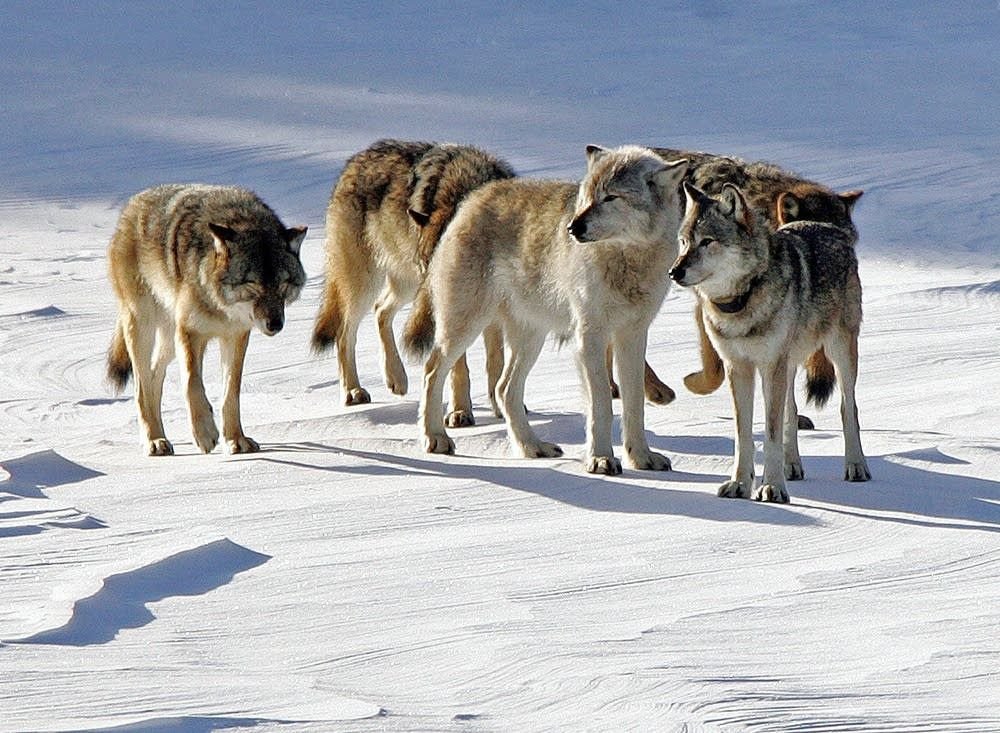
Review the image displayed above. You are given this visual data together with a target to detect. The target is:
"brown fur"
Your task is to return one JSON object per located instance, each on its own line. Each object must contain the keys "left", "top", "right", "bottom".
{"left": 311, "top": 139, "right": 514, "bottom": 419}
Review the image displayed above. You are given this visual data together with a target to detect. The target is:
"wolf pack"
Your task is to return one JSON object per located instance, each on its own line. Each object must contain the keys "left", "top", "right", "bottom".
{"left": 105, "top": 139, "right": 870, "bottom": 504}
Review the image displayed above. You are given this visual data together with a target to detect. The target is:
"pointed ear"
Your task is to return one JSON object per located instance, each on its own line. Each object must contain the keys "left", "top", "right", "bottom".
{"left": 720, "top": 184, "right": 751, "bottom": 229}
{"left": 838, "top": 189, "right": 863, "bottom": 211}
{"left": 208, "top": 223, "right": 236, "bottom": 257}
{"left": 649, "top": 157, "right": 688, "bottom": 192}
{"left": 284, "top": 226, "right": 307, "bottom": 256}
{"left": 407, "top": 207, "right": 431, "bottom": 227}
{"left": 776, "top": 191, "right": 799, "bottom": 226}
{"left": 682, "top": 180, "right": 707, "bottom": 214}
{"left": 585, "top": 144, "right": 608, "bottom": 164}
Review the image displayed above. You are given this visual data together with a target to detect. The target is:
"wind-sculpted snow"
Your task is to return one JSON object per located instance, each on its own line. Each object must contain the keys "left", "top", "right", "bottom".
{"left": 1, "top": 2, "right": 998, "bottom": 731}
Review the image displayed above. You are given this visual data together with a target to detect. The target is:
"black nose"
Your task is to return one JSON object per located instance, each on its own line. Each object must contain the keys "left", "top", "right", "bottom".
{"left": 568, "top": 218, "right": 587, "bottom": 239}
{"left": 669, "top": 265, "right": 685, "bottom": 282}
{"left": 266, "top": 316, "right": 284, "bottom": 335}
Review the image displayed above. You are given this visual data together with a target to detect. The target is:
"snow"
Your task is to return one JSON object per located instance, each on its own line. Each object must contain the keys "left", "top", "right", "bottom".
{"left": 2, "top": 2, "right": 998, "bottom": 731}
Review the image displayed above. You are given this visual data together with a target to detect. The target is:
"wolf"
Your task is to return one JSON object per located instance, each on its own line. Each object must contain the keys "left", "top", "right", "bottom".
{"left": 670, "top": 182, "right": 870, "bottom": 502}
{"left": 106, "top": 184, "right": 307, "bottom": 456}
{"left": 645, "top": 147, "right": 863, "bottom": 406}
{"left": 311, "top": 139, "right": 514, "bottom": 425}
{"left": 405, "top": 145, "right": 687, "bottom": 475}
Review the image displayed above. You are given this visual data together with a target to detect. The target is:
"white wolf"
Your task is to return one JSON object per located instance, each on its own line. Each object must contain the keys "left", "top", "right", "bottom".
{"left": 404, "top": 146, "right": 687, "bottom": 475}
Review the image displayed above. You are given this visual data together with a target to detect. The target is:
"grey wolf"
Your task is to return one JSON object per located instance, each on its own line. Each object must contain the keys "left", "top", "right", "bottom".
{"left": 106, "top": 184, "right": 307, "bottom": 455}
{"left": 648, "top": 147, "right": 863, "bottom": 405}
{"left": 405, "top": 145, "right": 687, "bottom": 475}
{"left": 670, "top": 182, "right": 870, "bottom": 502}
{"left": 311, "top": 139, "right": 514, "bottom": 425}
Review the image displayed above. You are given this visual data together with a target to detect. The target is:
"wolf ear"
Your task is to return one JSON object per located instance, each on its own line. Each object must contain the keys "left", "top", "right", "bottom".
{"left": 284, "top": 226, "right": 307, "bottom": 256}
{"left": 208, "top": 223, "right": 236, "bottom": 256}
{"left": 585, "top": 144, "right": 609, "bottom": 164}
{"left": 649, "top": 158, "right": 688, "bottom": 192}
{"left": 720, "top": 184, "right": 751, "bottom": 230}
{"left": 776, "top": 191, "right": 799, "bottom": 226}
{"left": 682, "top": 180, "right": 710, "bottom": 214}
{"left": 838, "top": 189, "right": 864, "bottom": 211}
{"left": 407, "top": 207, "right": 431, "bottom": 227}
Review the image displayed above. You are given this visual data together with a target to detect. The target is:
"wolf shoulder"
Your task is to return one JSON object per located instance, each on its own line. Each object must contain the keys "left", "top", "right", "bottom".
{"left": 775, "top": 220, "right": 860, "bottom": 283}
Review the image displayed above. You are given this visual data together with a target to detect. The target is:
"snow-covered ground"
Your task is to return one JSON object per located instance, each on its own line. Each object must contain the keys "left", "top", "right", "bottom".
{"left": 2, "top": 3, "right": 998, "bottom": 731}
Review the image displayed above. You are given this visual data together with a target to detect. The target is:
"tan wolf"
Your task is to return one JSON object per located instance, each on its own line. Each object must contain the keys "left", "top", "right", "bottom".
{"left": 644, "top": 148, "right": 863, "bottom": 407}
{"left": 106, "top": 184, "right": 307, "bottom": 456}
{"left": 670, "top": 182, "right": 870, "bottom": 503}
{"left": 405, "top": 146, "right": 687, "bottom": 475}
{"left": 311, "top": 139, "right": 514, "bottom": 425}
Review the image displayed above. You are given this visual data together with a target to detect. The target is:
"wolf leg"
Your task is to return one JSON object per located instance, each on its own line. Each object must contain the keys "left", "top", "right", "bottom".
{"left": 718, "top": 359, "right": 755, "bottom": 498}
{"left": 577, "top": 329, "right": 620, "bottom": 475}
{"left": 784, "top": 364, "right": 804, "bottom": 480}
{"left": 615, "top": 328, "right": 670, "bottom": 470}
{"left": 219, "top": 329, "right": 258, "bottom": 454}
{"left": 374, "top": 280, "right": 411, "bottom": 396}
{"left": 684, "top": 303, "right": 726, "bottom": 395}
{"left": 497, "top": 322, "right": 560, "bottom": 459}
{"left": 123, "top": 306, "right": 173, "bottom": 456}
{"left": 827, "top": 330, "right": 871, "bottom": 482}
{"left": 445, "top": 354, "right": 475, "bottom": 428}
{"left": 483, "top": 323, "right": 505, "bottom": 418}
{"left": 754, "top": 359, "right": 791, "bottom": 503}
{"left": 177, "top": 326, "right": 218, "bottom": 453}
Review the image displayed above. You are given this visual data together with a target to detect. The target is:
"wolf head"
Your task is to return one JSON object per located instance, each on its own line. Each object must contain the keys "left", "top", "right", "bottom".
{"left": 568, "top": 145, "right": 687, "bottom": 244}
{"left": 209, "top": 223, "right": 308, "bottom": 336}
{"left": 777, "top": 184, "right": 862, "bottom": 238}
{"left": 406, "top": 144, "right": 515, "bottom": 269}
{"left": 670, "top": 182, "right": 768, "bottom": 300}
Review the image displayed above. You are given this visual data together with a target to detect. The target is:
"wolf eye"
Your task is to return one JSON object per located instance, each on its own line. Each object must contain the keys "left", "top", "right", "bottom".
{"left": 602, "top": 194, "right": 618, "bottom": 203}
{"left": 698, "top": 237, "right": 715, "bottom": 248}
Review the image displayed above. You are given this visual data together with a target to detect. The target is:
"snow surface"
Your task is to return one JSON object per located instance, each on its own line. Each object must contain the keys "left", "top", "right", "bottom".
{"left": 2, "top": 3, "right": 999, "bottom": 731}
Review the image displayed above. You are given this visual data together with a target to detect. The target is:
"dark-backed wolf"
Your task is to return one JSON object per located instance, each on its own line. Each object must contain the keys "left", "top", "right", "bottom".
{"left": 311, "top": 139, "right": 514, "bottom": 423}
{"left": 670, "top": 182, "right": 870, "bottom": 502}
{"left": 646, "top": 147, "right": 862, "bottom": 404}
{"left": 106, "top": 184, "right": 307, "bottom": 456}
{"left": 405, "top": 146, "right": 687, "bottom": 475}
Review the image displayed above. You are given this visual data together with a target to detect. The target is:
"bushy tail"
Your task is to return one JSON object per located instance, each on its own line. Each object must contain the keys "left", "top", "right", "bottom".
{"left": 402, "top": 285, "right": 436, "bottom": 359}
{"left": 805, "top": 347, "right": 837, "bottom": 407}
{"left": 106, "top": 320, "right": 132, "bottom": 393}
{"left": 311, "top": 282, "right": 343, "bottom": 354}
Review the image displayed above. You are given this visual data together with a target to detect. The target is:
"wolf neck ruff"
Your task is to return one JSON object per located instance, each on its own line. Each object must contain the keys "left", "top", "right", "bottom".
{"left": 710, "top": 274, "right": 762, "bottom": 314}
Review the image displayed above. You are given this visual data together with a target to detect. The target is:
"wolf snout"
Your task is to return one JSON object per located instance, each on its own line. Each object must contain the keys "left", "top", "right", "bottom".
{"left": 568, "top": 217, "right": 588, "bottom": 241}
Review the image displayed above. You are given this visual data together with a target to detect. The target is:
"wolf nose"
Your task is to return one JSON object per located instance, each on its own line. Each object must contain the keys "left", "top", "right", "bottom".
{"left": 669, "top": 265, "right": 686, "bottom": 283}
{"left": 265, "top": 316, "right": 283, "bottom": 335}
{"left": 568, "top": 218, "right": 587, "bottom": 240}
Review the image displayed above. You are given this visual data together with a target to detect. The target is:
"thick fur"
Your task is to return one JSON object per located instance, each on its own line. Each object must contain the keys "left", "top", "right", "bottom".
{"left": 311, "top": 139, "right": 514, "bottom": 420}
{"left": 106, "top": 184, "right": 306, "bottom": 456}
{"left": 670, "top": 182, "right": 870, "bottom": 502}
{"left": 405, "top": 146, "right": 687, "bottom": 475}
{"left": 646, "top": 147, "right": 862, "bottom": 400}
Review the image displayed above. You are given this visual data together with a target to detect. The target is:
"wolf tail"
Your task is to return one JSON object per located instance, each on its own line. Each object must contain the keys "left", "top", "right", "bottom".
{"left": 106, "top": 319, "right": 132, "bottom": 393}
{"left": 311, "top": 281, "right": 343, "bottom": 354}
{"left": 804, "top": 347, "right": 837, "bottom": 407}
{"left": 402, "top": 285, "right": 435, "bottom": 359}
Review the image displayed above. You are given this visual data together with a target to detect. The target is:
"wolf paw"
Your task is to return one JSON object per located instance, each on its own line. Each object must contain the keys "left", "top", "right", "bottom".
{"left": 717, "top": 480, "right": 751, "bottom": 499}
{"left": 147, "top": 438, "right": 174, "bottom": 457}
{"left": 384, "top": 371, "right": 407, "bottom": 396}
{"left": 752, "top": 483, "right": 790, "bottom": 503}
{"left": 644, "top": 380, "right": 676, "bottom": 406}
{"left": 445, "top": 410, "right": 476, "bottom": 428}
{"left": 345, "top": 387, "right": 371, "bottom": 406}
{"left": 845, "top": 460, "right": 871, "bottom": 482}
{"left": 227, "top": 435, "right": 260, "bottom": 454}
{"left": 524, "top": 441, "right": 563, "bottom": 459}
{"left": 785, "top": 461, "right": 805, "bottom": 481}
{"left": 193, "top": 420, "right": 219, "bottom": 454}
{"left": 424, "top": 433, "right": 455, "bottom": 455}
{"left": 586, "top": 455, "right": 623, "bottom": 476}
{"left": 628, "top": 449, "right": 672, "bottom": 471}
